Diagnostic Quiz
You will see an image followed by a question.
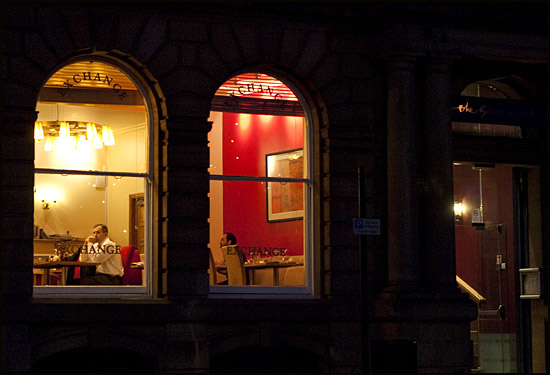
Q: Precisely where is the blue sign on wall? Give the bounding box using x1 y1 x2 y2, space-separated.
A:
353 218 381 235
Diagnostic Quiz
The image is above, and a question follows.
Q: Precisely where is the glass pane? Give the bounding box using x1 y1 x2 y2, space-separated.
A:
208 111 304 178
34 174 147 287
35 103 147 173
209 180 305 287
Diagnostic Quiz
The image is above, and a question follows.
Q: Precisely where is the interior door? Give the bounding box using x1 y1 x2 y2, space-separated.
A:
129 194 145 250
477 223 515 373
454 165 517 373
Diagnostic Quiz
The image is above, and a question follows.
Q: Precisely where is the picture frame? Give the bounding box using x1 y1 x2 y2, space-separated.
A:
266 148 304 222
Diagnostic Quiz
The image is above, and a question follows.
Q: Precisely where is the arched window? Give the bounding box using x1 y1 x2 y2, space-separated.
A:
208 73 313 296
33 60 152 297
451 76 544 138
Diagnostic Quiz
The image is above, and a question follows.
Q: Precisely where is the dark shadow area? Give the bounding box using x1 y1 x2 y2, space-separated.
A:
32 347 156 373
210 344 321 373
370 339 417 373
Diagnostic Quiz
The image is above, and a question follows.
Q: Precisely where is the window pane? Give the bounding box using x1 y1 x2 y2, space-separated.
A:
209 180 305 287
35 103 147 173
34 173 147 287
33 61 150 294
208 112 304 177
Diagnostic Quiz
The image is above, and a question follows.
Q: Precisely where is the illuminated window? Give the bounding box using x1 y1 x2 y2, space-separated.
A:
33 60 152 297
208 73 312 296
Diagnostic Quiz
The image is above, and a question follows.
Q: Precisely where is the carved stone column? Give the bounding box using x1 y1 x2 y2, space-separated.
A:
162 115 212 298
421 57 458 292
386 55 421 291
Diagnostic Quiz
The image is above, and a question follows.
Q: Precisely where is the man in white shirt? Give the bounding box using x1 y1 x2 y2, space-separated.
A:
80 224 124 285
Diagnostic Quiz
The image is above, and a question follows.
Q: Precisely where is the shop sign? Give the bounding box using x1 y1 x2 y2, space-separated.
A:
56 72 128 100
229 82 282 100
241 246 288 257
222 83 301 113
55 244 121 255
450 96 547 128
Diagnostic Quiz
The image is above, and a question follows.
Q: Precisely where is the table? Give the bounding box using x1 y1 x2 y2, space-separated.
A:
33 260 100 286
216 261 303 286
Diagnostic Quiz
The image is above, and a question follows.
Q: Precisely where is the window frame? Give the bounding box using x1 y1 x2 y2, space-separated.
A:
32 59 154 299
208 73 315 298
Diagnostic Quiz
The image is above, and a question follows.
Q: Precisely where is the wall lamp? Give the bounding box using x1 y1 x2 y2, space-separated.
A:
454 200 463 223
42 200 57 209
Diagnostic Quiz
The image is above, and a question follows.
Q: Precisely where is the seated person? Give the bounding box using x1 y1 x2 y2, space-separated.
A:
218 232 248 284
79 224 124 285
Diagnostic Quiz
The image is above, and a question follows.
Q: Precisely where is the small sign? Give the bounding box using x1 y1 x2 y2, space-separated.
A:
471 208 482 223
353 218 381 235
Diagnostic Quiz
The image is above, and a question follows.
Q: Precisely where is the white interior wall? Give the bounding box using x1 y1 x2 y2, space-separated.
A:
34 103 146 245
208 111 224 264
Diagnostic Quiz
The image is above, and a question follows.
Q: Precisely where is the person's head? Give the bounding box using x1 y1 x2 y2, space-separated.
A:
92 224 109 243
220 232 237 247
55 241 66 252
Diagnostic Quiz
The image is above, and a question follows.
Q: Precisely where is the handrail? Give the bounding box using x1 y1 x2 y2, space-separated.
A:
456 275 486 303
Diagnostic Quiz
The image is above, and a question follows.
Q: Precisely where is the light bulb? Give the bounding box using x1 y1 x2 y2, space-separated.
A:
34 122 44 140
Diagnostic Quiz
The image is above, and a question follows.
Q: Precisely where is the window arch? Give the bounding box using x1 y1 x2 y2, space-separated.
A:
452 75 543 138
208 72 313 296
33 59 153 297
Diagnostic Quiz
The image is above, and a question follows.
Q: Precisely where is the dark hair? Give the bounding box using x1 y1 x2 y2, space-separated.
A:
224 232 237 245
93 224 108 233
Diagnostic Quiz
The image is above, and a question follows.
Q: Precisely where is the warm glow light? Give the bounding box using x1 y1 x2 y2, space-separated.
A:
35 121 115 151
76 134 88 150
454 201 463 216
41 199 57 209
35 186 61 207
59 121 70 138
44 136 54 152
57 135 76 150
34 122 44 140
86 123 95 139
102 126 115 146
454 200 464 222
93 137 104 149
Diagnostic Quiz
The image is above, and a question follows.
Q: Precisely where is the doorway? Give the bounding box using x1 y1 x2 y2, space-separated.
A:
130 193 145 250
454 164 544 373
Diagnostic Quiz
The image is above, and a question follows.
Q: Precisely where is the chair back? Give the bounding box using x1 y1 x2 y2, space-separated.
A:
120 245 143 285
221 245 246 285
209 249 218 285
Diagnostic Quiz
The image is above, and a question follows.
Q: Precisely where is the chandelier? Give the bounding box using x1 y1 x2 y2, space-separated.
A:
34 121 115 151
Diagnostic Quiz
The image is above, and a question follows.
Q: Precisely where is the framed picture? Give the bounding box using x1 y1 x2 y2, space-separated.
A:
266 148 304 222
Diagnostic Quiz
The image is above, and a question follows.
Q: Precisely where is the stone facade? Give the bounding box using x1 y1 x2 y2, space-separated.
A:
2 2 548 373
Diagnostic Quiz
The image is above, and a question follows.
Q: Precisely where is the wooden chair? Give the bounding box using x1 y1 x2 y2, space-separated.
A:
208 249 218 285
281 255 305 286
221 245 246 285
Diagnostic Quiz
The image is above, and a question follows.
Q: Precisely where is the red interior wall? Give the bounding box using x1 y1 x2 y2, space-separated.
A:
222 112 304 257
